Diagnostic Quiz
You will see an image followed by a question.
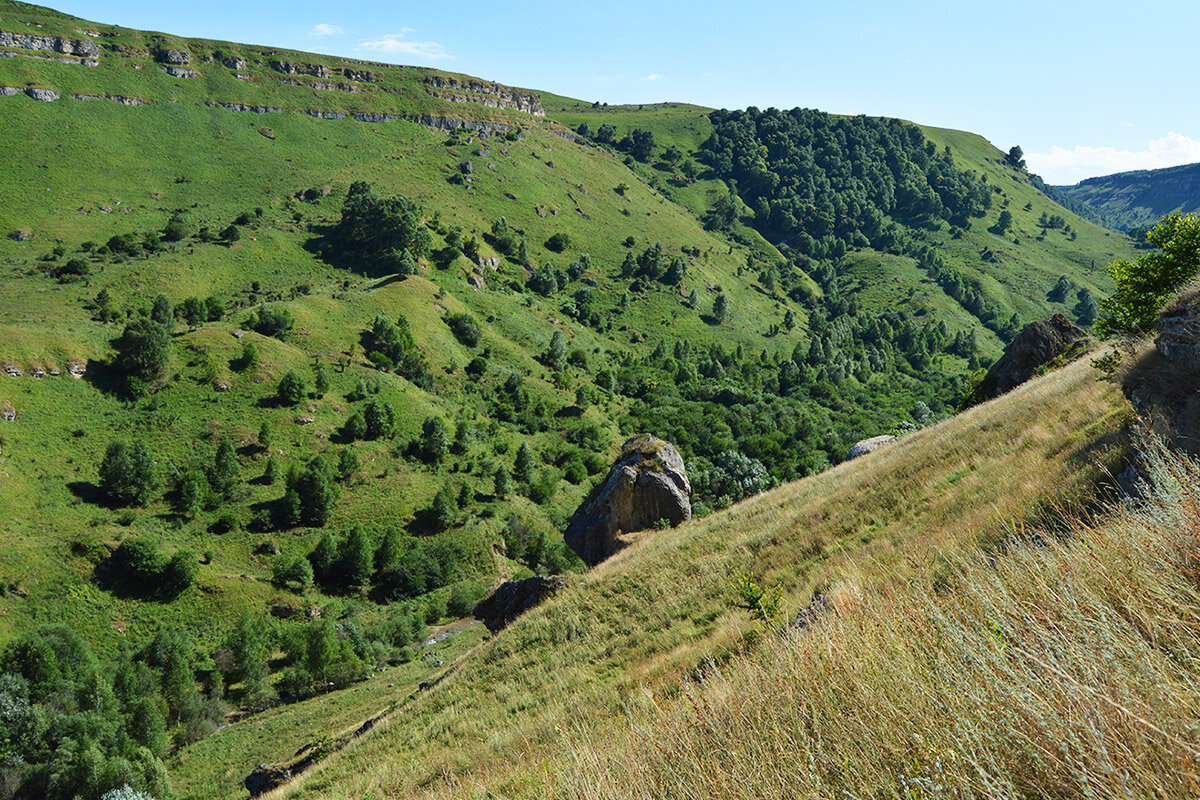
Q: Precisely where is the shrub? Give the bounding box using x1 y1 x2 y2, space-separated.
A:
446 313 481 347
545 232 570 253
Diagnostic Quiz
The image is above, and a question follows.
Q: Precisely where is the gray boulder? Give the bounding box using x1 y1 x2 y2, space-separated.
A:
473 575 566 633
845 434 898 461
975 314 1089 400
565 434 691 566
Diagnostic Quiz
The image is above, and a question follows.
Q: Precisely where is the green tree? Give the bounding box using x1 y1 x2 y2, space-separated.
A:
337 525 375 587
313 361 330 398
994 209 1013 234
290 456 339 527
1005 145 1026 170
181 296 206 328
713 292 730 324
493 463 512 498
338 448 359 484
421 415 449 463
546 330 567 370
173 470 208 518
514 441 535 484
115 318 171 384
277 369 307 405
363 399 395 440
211 440 240 500
99 440 157 506
430 485 456 532
1097 212 1200 335
150 294 173 328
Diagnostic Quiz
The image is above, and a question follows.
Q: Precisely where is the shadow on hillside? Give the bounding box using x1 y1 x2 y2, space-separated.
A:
67 481 103 505
80 360 128 399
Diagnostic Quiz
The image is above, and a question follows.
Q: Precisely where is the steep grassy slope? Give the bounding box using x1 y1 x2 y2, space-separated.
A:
263 354 1130 800
1057 161 1200 232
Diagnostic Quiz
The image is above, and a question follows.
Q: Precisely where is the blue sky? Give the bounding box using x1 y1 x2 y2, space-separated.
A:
46 0 1200 184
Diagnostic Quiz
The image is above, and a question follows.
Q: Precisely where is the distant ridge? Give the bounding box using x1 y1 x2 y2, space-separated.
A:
1056 161 1200 231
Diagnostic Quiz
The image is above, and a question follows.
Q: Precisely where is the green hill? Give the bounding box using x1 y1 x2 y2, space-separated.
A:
0 3 1146 799
1057 161 1200 232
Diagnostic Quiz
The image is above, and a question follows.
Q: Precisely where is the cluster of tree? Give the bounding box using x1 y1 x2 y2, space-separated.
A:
362 315 432 389
908 245 1021 341
105 537 198 598
326 182 431 275
700 108 992 255
576 122 657 162
0 625 219 800
612 278 974 507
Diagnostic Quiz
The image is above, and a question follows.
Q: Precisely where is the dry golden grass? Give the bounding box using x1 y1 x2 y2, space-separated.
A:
548 441 1200 799
278 356 1134 799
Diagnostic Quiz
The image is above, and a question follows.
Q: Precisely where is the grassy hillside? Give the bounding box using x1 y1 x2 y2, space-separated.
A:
1057 161 1200 232
272 346 1132 799
0 3 1150 799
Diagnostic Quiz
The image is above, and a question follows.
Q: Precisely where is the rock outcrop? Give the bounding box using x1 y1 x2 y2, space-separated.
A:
565 434 691 566
0 30 99 57
975 314 1090 400
473 575 566 633
156 48 190 65
845 434 897 461
1124 289 1200 455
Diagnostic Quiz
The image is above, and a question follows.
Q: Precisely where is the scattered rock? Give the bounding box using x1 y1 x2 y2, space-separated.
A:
7 228 31 240
295 416 315 425
222 56 246 70
845 434 898 461
24 88 59 102
473 575 566 633
160 66 198 78
565 434 691 566
975 314 1090 400
258 127 275 139
214 382 230 392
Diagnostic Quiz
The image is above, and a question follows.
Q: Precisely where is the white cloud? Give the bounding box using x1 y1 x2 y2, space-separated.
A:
308 23 344 39
1027 132 1200 185
639 73 665 82
355 32 452 60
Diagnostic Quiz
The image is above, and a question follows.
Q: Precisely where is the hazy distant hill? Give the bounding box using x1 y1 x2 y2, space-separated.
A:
1057 162 1200 231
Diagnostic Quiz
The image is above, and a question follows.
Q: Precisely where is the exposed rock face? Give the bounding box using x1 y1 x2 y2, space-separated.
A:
157 48 190 65
160 66 198 78
565 434 691 566
1123 293 1200 456
473 575 566 633
0 30 99 57
1156 303 1200 372
221 56 246 70
845 434 897 461
24 88 59 102
976 314 1090 400
423 75 544 115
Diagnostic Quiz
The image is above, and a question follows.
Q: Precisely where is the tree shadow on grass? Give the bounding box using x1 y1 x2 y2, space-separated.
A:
67 481 104 505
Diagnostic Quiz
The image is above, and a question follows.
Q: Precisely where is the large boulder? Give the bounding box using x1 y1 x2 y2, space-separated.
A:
975 314 1090 400
845 434 897 461
473 575 566 633
565 434 691 566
